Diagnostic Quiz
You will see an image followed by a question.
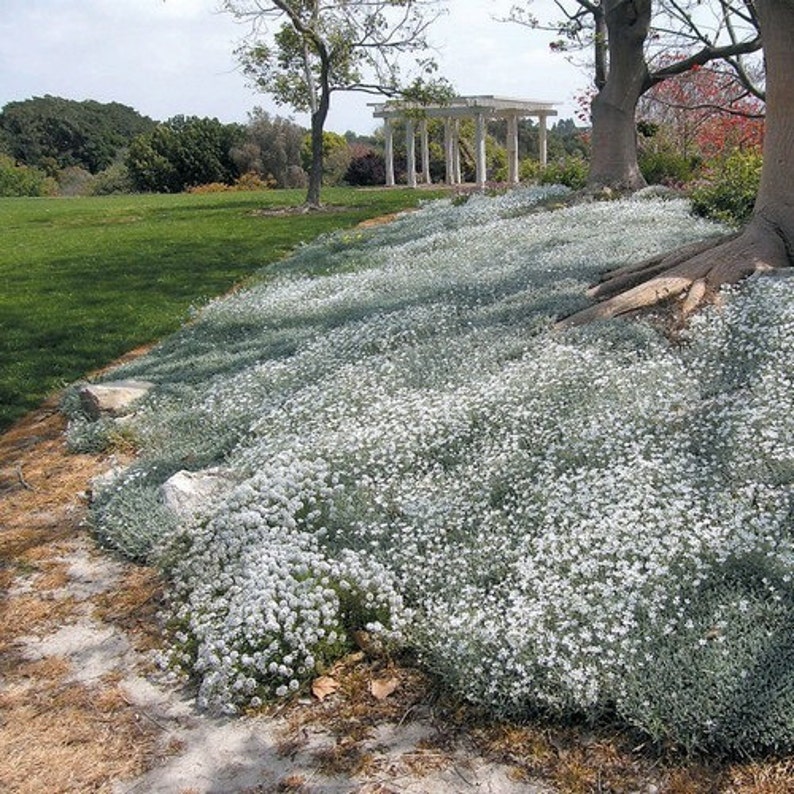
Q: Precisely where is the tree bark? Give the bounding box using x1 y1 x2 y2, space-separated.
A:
750 0 794 249
306 100 329 208
306 48 331 209
587 0 652 190
593 5 607 91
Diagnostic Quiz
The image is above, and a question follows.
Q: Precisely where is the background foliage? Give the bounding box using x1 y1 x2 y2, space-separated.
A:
125 115 245 193
0 95 155 174
230 108 306 188
690 149 763 226
0 95 602 196
0 154 57 197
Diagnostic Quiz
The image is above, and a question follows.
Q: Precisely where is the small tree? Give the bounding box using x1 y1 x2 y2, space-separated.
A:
639 61 764 160
223 0 450 207
232 108 306 188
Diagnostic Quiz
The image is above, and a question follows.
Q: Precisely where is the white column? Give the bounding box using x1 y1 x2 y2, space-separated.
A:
507 113 520 184
384 119 395 186
405 118 416 188
538 113 549 168
475 112 487 187
420 118 431 184
452 119 461 184
444 117 455 185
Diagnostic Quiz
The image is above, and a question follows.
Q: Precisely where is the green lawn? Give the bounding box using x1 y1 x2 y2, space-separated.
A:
0 187 447 431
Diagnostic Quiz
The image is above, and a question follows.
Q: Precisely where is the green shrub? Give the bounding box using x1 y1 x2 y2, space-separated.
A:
487 146 508 182
689 149 762 226
0 154 57 196
90 162 134 195
639 146 700 186
519 157 542 182
344 147 386 187
57 166 96 196
539 155 589 190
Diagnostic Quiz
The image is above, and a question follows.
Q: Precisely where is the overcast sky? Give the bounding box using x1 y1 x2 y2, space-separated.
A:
0 0 586 134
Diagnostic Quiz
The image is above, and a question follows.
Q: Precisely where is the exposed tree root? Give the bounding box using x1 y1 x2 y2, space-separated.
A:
557 220 792 329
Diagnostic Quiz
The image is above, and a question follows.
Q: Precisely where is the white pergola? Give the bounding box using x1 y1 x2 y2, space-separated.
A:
370 95 558 188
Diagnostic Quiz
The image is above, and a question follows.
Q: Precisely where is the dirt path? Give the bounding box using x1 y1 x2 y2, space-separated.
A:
1 396 788 793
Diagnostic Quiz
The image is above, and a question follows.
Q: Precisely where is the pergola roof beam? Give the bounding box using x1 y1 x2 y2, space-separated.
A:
370 94 558 119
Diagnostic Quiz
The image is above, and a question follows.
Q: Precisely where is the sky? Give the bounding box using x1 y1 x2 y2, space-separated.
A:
0 0 587 135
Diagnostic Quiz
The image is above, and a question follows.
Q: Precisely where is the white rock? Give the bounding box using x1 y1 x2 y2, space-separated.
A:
160 469 234 524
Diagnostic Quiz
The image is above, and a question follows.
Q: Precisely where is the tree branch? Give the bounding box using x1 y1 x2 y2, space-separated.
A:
649 36 762 86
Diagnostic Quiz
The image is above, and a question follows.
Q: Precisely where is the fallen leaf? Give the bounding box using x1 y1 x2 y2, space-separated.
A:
311 676 339 701
369 676 400 700
329 651 364 678
352 629 387 656
352 630 373 651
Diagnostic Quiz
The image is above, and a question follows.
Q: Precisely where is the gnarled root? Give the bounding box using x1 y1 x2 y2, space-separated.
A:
557 221 790 329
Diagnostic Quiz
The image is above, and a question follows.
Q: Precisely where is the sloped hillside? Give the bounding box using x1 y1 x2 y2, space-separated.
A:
67 187 794 755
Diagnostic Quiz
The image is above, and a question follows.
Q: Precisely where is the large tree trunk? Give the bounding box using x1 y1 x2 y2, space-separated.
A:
750 0 794 249
587 0 652 190
559 0 794 329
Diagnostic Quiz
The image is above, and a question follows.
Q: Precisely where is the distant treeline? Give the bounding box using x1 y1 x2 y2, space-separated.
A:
0 95 587 196
0 96 155 173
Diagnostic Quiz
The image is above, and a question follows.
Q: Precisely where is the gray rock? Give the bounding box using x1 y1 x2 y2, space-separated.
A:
79 379 154 419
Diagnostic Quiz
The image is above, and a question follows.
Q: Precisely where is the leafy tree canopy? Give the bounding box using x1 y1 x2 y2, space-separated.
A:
126 116 246 193
229 1 450 112
0 95 156 174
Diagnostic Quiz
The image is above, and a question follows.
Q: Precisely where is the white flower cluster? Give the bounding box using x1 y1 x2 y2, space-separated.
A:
81 187 794 750
164 454 405 712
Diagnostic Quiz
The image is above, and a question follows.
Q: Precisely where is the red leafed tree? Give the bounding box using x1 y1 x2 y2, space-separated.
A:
640 59 765 160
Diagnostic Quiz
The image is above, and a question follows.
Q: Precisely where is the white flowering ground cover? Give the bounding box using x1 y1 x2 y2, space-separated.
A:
66 187 794 755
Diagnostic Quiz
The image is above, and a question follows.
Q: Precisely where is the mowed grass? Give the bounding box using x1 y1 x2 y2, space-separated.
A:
0 187 446 432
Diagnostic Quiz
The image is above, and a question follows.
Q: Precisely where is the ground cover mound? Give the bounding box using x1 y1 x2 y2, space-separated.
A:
6 396 794 792
5 190 794 790
63 185 794 757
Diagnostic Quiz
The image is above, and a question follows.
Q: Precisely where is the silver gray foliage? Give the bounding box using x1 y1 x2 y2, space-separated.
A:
74 188 794 752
